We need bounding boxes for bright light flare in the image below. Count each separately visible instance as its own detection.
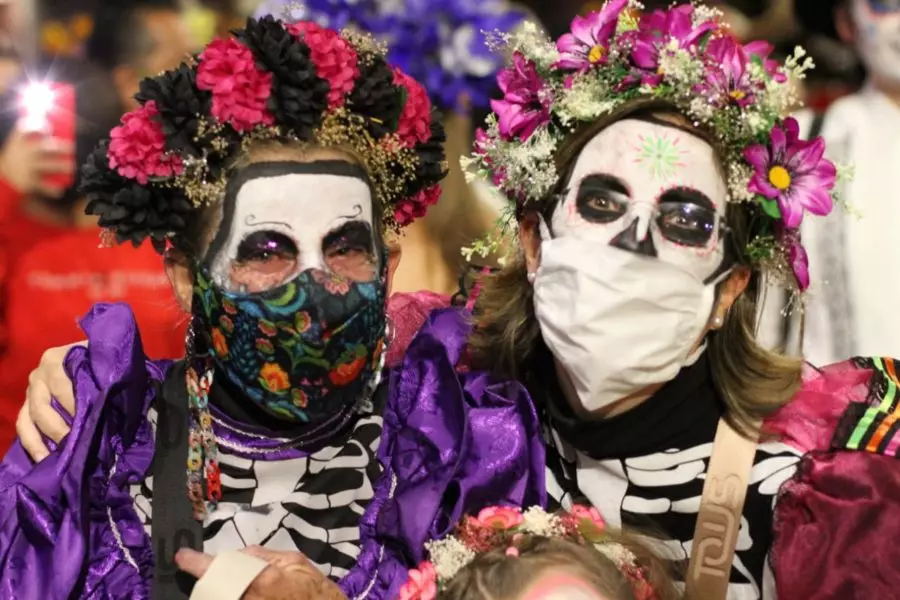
[19,82,56,131]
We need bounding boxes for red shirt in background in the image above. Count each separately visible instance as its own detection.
[0,181,187,450]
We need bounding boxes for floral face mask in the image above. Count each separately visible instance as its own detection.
[192,261,387,426]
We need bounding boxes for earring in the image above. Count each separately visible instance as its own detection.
[713,315,724,328]
[527,272,536,283]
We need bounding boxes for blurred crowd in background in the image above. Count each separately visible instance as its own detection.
[0,0,892,450]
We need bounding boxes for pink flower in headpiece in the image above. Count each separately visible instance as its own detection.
[490,53,551,141]
[788,239,810,292]
[554,0,629,71]
[289,22,360,109]
[398,561,437,600]
[394,185,441,226]
[743,40,787,83]
[107,101,184,184]
[570,504,606,530]
[197,38,275,132]
[630,5,717,86]
[743,117,836,229]
[393,68,432,147]
[698,37,760,107]
[475,506,524,530]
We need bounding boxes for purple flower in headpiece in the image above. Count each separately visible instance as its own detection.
[630,5,716,85]
[698,37,760,107]
[490,53,551,141]
[743,117,836,229]
[554,0,629,71]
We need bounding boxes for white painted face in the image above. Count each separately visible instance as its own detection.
[206,161,378,292]
[851,0,900,83]
[518,572,608,600]
[550,118,729,282]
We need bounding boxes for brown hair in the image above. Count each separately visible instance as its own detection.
[439,534,680,600]
[467,99,802,436]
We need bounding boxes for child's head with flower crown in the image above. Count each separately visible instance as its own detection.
[399,506,678,600]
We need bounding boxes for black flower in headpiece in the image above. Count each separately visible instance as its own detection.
[347,56,405,139]
[135,64,213,157]
[407,116,447,195]
[82,143,194,248]
[236,15,330,140]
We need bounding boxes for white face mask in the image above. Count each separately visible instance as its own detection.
[533,119,730,412]
[852,0,900,84]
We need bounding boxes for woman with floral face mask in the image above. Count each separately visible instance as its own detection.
[14,3,900,600]
[253,0,526,296]
[0,16,544,600]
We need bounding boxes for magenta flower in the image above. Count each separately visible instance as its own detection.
[630,5,716,84]
[788,240,810,292]
[743,117,836,228]
[490,52,551,141]
[698,37,760,107]
[554,0,629,71]
[743,40,787,83]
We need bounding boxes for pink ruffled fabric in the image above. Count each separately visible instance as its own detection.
[764,361,873,454]
[769,359,900,598]
[385,292,452,368]
[772,451,900,598]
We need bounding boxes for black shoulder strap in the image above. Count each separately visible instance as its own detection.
[151,362,203,600]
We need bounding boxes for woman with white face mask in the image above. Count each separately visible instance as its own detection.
[462,3,898,598]
[13,3,900,600]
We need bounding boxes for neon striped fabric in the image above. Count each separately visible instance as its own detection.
[833,357,900,456]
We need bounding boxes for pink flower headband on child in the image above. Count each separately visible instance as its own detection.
[399,505,658,600]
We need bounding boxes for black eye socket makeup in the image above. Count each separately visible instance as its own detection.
[235,231,299,263]
[322,221,376,258]
[656,187,720,247]
[576,174,631,223]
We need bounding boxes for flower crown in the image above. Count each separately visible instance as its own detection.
[255,0,526,112]
[83,15,447,252]
[399,505,658,600]
[463,0,848,293]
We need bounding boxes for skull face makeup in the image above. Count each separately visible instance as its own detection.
[205,161,380,291]
[193,160,387,424]
[851,0,900,84]
[533,119,731,412]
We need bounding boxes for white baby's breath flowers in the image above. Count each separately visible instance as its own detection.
[521,506,565,537]
[425,537,477,581]
[727,162,756,203]
[557,75,616,124]
[657,44,703,86]
[510,22,559,71]
[691,4,722,27]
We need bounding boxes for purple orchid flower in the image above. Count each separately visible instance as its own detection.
[699,37,760,107]
[630,5,716,85]
[490,52,551,141]
[743,117,836,229]
[554,0,629,71]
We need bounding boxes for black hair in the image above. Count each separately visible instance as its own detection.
[794,0,843,40]
[85,0,180,71]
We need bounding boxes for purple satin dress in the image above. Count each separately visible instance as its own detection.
[0,303,545,599]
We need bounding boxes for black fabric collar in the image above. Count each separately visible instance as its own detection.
[542,351,725,459]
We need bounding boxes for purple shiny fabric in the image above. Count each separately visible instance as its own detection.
[0,303,169,600]
[340,308,546,599]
